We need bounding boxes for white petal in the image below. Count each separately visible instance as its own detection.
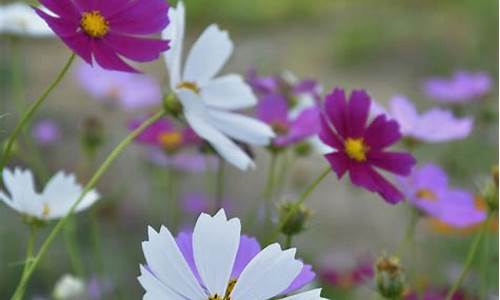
[142,226,206,299]
[1,168,41,216]
[208,110,275,146]
[183,24,233,85]
[232,244,303,300]
[138,265,185,300]
[193,209,241,296]
[200,74,257,110]
[162,1,185,88]
[177,90,255,170]
[281,289,328,300]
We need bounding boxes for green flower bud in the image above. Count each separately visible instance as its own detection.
[294,142,312,157]
[163,94,183,117]
[375,255,405,299]
[80,117,104,158]
[278,202,312,236]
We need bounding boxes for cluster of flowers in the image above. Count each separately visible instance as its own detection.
[0,0,496,299]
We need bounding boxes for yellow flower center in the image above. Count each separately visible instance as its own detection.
[208,278,237,300]
[176,81,201,94]
[344,138,368,162]
[159,132,183,151]
[416,189,437,202]
[80,11,109,38]
[42,203,50,218]
[271,121,289,135]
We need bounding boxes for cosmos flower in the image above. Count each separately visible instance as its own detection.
[398,163,486,228]
[371,96,474,143]
[76,62,162,111]
[162,2,274,170]
[423,71,492,103]
[319,254,373,290]
[0,168,99,221]
[320,88,416,204]
[0,3,54,37]
[147,150,219,174]
[256,94,320,148]
[53,274,86,300]
[32,119,62,145]
[138,209,326,299]
[35,0,170,72]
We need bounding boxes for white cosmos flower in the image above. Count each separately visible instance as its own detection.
[53,274,86,300]
[0,3,54,37]
[0,168,99,221]
[162,2,275,170]
[138,209,327,300]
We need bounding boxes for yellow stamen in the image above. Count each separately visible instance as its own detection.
[344,138,368,162]
[176,81,200,94]
[80,11,109,38]
[208,278,237,300]
[42,203,50,218]
[416,189,437,202]
[159,132,183,151]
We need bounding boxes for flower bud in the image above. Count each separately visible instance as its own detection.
[80,117,104,158]
[294,142,312,157]
[375,255,405,299]
[278,202,312,236]
[163,94,183,117]
[483,165,499,212]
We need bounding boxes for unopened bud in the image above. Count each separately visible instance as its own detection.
[279,202,312,236]
[163,94,182,117]
[294,142,312,157]
[483,165,499,212]
[375,255,405,299]
[81,117,104,158]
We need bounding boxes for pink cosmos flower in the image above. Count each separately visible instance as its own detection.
[319,88,416,204]
[35,0,170,72]
[423,71,492,103]
[32,119,61,145]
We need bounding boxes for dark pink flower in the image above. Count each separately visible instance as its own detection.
[320,88,416,204]
[35,0,170,72]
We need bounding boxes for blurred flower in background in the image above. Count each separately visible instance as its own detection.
[0,168,99,221]
[163,2,275,170]
[0,2,54,37]
[399,163,486,228]
[75,62,162,111]
[32,118,61,146]
[319,253,374,291]
[35,0,170,72]
[423,71,492,103]
[320,88,416,204]
[52,274,86,300]
[372,96,474,143]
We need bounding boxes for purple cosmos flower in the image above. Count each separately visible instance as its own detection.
[129,117,201,152]
[35,0,170,72]
[246,69,281,95]
[256,94,320,147]
[320,88,416,204]
[398,163,486,228]
[75,62,162,111]
[148,150,218,174]
[372,96,474,143]
[175,232,316,295]
[32,119,61,145]
[423,71,492,103]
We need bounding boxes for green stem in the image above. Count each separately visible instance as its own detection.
[63,217,85,276]
[0,53,76,174]
[214,160,225,211]
[444,212,495,300]
[89,207,104,274]
[9,110,165,300]
[16,226,36,300]
[478,227,491,299]
[165,168,178,230]
[270,167,330,242]
[263,153,278,222]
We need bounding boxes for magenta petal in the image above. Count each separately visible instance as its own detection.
[38,0,80,20]
[349,163,403,204]
[276,107,320,146]
[108,0,169,34]
[325,152,350,178]
[93,40,139,73]
[95,0,132,17]
[256,94,288,125]
[368,151,416,176]
[104,33,169,62]
[282,264,316,295]
[348,90,371,138]
[34,8,79,37]
[363,115,401,150]
[61,34,93,64]
[72,0,95,11]
[319,116,343,150]
[324,88,348,138]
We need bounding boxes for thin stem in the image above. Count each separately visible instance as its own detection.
[0,53,76,173]
[9,110,165,300]
[165,168,178,230]
[63,217,85,276]
[444,212,495,300]
[89,207,104,274]
[479,227,491,299]
[263,153,278,222]
[16,226,36,300]
[214,160,225,211]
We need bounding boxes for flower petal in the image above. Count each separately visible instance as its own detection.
[38,0,80,20]
[193,209,241,297]
[368,151,416,176]
[348,89,371,138]
[138,265,185,300]
[231,235,261,279]
[162,1,185,88]
[201,74,257,110]
[349,163,404,204]
[183,24,233,85]
[61,34,93,64]
[363,115,401,150]
[282,264,316,295]
[325,152,350,179]
[388,96,418,135]
[93,40,139,73]
[319,115,343,150]
[256,94,289,125]
[34,8,79,36]
[281,289,327,300]
[107,0,169,34]
[231,244,303,300]
[104,33,169,62]
[324,88,348,138]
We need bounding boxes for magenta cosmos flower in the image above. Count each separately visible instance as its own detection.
[320,88,416,204]
[256,94,320,148]
[35,0,170,72]
[423,71,492,103]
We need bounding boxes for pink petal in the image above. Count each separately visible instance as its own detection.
[104,33,169,62]
[38,0,80,20]
[349,163,404,204]
[348,90,371,138]
[324,88,348,138]
[93,40,139,73]
[363,115,401,150]
[34,8,79,37]
[95,0,132,17]
[325,152,350,178]
[319,115,343,150]
[256,94,288,125]
[61,34,93,64]
[107,0,169,34]
[368,151,416,176]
